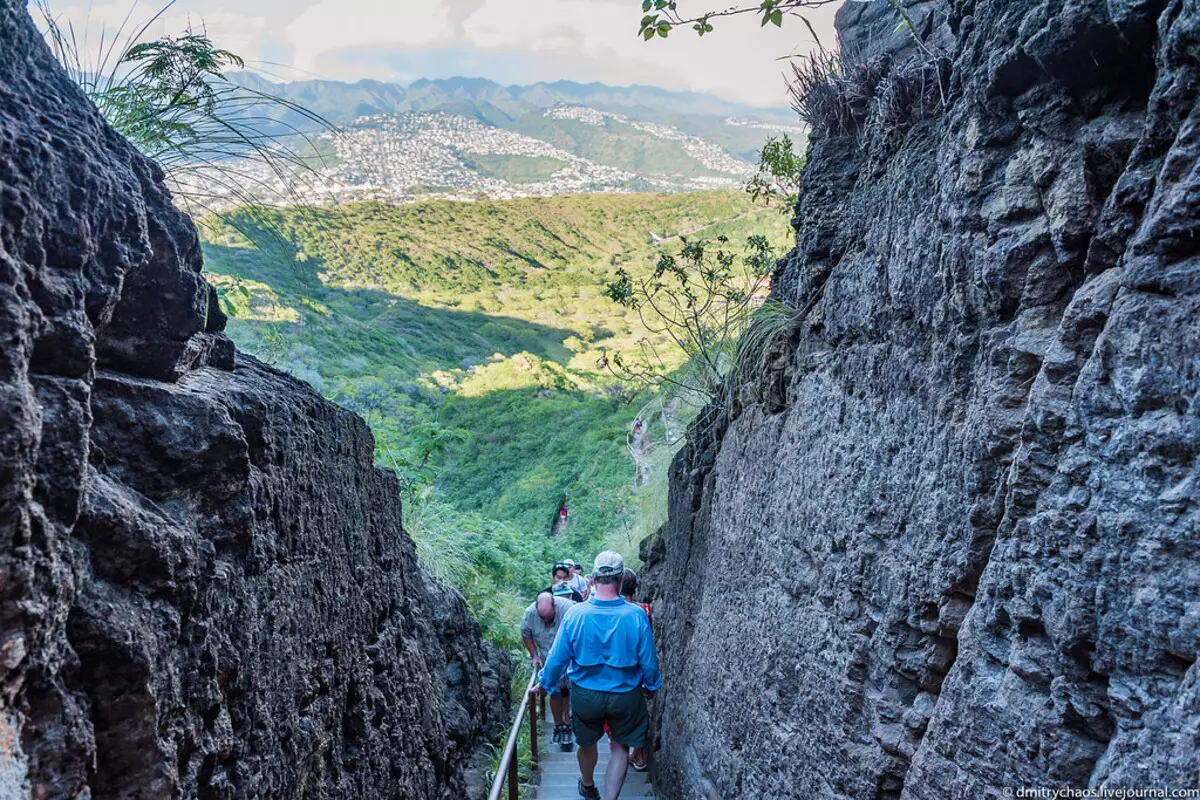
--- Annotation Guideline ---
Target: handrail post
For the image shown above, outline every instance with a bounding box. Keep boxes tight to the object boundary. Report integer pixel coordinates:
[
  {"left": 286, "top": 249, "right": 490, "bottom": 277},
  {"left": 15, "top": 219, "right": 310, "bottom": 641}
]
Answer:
[
  {"left": 529, "top": 687, "right": 539, "bottom": 772},
  {"left": 487, "top": 669, "right": 539, "bottom": 800}
]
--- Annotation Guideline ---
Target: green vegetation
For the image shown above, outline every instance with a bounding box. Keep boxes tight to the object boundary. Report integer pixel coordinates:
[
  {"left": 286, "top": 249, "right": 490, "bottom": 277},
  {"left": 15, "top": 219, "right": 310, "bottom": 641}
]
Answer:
[
  {"left": 200, "top": 191, "right": 791, "bottom": 647},
  {"left": 512, "top": 114, "right": 723, "bottom": 178},
  {"left": 746, "top": 134, "right": 805, "bottom": 210},
  {"left": 460, "top": 154, "right": 568, "bottom": 183},
  {"left": 603, "top": 233, "right": 791, "bottom": 406}
]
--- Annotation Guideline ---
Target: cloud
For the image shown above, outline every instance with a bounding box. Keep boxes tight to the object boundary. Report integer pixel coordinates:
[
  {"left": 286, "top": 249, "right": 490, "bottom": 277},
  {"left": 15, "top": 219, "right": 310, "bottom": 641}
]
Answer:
[
  {"left": 285, "top": 0, "right": 455, "bottom": 73},
  {"left": 462, "top": 0, "right": 623, "bottom": 53},
  {"left": 277, "top": 0, "right": 840, "bottom": 105},
  {"left": 32, "top": 0, "right": 844, "bottom": 107},
  {"left": 33, "top": 1, "right": 267, "bottom": 68},
  {"left": 455, "top": 0, "right": 838, "bottom": 105}
]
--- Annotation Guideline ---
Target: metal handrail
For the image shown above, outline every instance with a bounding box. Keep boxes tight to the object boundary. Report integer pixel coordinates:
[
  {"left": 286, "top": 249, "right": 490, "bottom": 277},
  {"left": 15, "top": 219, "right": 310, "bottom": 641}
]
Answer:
[{"left": 487, "top": 667, "right": 543, "bottom": 800}]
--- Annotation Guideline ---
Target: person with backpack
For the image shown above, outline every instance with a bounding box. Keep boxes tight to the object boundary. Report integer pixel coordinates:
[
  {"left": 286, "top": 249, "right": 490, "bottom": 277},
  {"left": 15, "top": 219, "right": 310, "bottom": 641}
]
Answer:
[
  {"left": 540, "top": 552, "right": 661, "bottom": 800},
  {"left": 564, "top": 559, "right": 590, "bottom": 601}
]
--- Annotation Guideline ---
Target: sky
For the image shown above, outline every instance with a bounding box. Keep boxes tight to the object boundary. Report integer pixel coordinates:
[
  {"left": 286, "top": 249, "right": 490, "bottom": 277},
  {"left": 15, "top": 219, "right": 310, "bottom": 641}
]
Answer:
[{"left": 34, "top": 0, "right": 844, "bottom": 107}]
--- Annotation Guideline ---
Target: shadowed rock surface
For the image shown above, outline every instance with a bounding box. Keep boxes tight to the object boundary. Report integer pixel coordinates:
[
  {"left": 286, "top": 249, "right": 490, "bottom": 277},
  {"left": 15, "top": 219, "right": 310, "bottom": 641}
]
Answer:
[
  {"left": 642, "top": 1, "right": 1198, "bottom": 797},
  {"left": 0, "top": 1, "right": 508, "bottom": 797}
]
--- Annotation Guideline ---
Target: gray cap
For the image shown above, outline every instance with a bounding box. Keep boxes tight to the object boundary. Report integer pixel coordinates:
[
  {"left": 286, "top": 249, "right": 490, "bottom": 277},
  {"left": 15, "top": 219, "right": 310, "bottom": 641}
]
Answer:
[
  {"left": 592, "top": 551, "right": 624, "bottom": 578},
  {"left": 562, "top": 559, "right": 577, "bottom": 568}
]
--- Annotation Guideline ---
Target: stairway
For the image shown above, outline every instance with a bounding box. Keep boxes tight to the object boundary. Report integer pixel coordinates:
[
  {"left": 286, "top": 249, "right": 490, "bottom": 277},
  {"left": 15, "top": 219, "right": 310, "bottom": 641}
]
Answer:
[{"left": 534, "top": 726, "right": 656, "bottom": 800}]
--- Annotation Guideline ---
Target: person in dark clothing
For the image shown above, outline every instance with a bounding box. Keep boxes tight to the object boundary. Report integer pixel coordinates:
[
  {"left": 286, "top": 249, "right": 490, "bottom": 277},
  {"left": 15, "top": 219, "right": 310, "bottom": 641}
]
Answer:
[{"left": 545, "top": 562, "right": 583, "bottom": 603}]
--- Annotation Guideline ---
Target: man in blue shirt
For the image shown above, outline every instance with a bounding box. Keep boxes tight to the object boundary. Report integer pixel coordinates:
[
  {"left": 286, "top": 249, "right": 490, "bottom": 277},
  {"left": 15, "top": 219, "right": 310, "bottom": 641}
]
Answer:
[{"left": 540, "top": 551, "right": 661, "bottom": 800}]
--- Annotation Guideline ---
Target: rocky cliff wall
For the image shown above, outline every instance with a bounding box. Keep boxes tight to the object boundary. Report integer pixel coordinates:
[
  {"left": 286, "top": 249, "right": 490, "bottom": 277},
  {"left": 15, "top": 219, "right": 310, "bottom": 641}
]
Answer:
[
  {"left": 0, "top": 2, "right": 508, "bottom": 797},
  {"left": 643, "top": 1, "right": 1198, "bottom": 798}
]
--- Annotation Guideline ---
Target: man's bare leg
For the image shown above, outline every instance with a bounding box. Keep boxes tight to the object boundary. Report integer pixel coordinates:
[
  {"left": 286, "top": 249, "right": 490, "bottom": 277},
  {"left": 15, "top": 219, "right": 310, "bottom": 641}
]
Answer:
[
  {"left": 577, "top": 743, "right": 599, "bottom": 789},
  {"left": 605, "top": 741, "right": 630, "bottom": 800},
  {"left": 551, "top": 694, "right": 568, "bottom": 726}
]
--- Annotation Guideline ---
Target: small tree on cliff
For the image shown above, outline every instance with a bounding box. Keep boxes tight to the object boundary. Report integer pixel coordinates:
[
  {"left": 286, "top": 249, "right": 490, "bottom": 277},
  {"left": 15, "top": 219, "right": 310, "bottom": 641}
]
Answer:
[
  {"left": 746, "top": 134, "right": 805, "bottom": 211},
  {"left": 601, "top": 234, "right": 796, "bottom": 407}
]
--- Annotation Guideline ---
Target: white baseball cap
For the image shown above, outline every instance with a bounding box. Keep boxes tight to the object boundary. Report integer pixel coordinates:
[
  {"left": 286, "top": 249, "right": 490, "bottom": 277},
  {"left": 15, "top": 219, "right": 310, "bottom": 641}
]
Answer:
[{"left": 592, "top": 551, "right": 624, "bottom": 578}]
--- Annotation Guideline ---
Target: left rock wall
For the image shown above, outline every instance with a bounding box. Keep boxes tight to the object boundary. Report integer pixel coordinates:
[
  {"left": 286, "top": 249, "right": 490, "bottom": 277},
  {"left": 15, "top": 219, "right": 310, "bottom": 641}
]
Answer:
[{"left": 0, "top": 2, "right": 509, "bottom": 797}]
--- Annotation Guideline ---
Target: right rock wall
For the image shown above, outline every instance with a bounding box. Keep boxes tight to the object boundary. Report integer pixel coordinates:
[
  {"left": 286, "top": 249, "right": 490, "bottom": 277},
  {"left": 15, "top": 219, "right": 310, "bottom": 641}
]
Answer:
[{"left": 642, "top": 1, "right": 1198, "bottom": 797}]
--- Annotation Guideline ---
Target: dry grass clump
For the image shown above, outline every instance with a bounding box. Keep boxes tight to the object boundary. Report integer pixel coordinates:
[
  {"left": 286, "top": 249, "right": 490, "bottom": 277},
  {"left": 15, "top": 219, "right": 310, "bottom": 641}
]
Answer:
[
  {"left": 788, "top": 1, "right": 951, "bottom": 141},
  {"left": 788, "top": 52, "right": 889, "bottom": 136},
  {"left": 873, "top": 55, "right": 951, "bottom": 133},
  {"left": 790, "top": 49, "right": 950, "bottom": 140}
]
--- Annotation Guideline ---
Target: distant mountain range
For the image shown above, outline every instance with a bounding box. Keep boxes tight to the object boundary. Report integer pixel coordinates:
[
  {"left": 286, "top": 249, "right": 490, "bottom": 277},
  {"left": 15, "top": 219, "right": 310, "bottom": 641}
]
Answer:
[
  {"left": 204, "top": 74, "right": 806, "bottom": 206},
  {"left": 232, "top": 74, "right": 799, "bottom": 131}
]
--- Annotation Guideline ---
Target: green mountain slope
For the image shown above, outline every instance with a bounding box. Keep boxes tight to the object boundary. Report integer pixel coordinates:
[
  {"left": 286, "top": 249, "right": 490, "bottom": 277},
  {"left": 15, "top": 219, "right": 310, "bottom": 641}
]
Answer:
[{"left": 200, "top": 191, "right": 791, "bottom": 638}]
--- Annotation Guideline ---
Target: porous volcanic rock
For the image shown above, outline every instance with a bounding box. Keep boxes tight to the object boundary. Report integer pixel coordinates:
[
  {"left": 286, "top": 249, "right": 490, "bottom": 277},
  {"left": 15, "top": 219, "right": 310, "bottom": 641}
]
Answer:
[
  {"left": 642, "top": 1, "right": 1198, "bottom": 798},
  {"left": 0, "top": 1, "right": 508, "bottom": 797}
]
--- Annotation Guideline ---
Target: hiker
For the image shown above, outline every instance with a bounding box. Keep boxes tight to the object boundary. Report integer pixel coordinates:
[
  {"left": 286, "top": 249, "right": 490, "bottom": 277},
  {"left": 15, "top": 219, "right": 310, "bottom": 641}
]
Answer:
[
  {"left": 619, "top": 568, "right": 652, "bottom": 772},
  {"left": 521, "top": 590, "right": 576, "bottom": 745},
  {"left": 547, "top": 562, "right": 583, "bottom": 603},
  {"left": 619, "top": 569, "right": 652, "bottom": 622},
  {"left": 564, "top": 559, "right": 590, "bottom": 601},
  {"left": 634, "top": 418, "right": 642, "bottom": 435},
  {"left": 540, "top": 552, "right": 661, "bottom": 800}
]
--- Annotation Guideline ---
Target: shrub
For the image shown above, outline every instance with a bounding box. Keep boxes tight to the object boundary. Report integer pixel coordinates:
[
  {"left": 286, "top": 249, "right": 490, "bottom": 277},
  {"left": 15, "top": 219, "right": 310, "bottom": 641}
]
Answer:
[{"left": 602, "top": 233, "right": 786, "bottom": 406}]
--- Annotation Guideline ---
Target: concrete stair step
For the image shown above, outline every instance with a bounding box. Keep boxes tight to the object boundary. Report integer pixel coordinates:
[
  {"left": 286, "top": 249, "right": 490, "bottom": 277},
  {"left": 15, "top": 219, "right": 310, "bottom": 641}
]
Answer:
[
  {"left": 532, "top": 728, "right": 657, "bottom": 798},
  {"left": 540, "top": 777, "right": 652, "bottom": 786},
  {"left": 535, "top": 790, "right": 656, "bottom": 800}
]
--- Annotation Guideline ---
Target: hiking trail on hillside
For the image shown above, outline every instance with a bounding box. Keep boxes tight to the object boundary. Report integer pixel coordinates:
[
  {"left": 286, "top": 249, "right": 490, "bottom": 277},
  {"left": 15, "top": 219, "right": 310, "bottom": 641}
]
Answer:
[{"left": 629, "top": 397, "right": 680, "bottom": 488}]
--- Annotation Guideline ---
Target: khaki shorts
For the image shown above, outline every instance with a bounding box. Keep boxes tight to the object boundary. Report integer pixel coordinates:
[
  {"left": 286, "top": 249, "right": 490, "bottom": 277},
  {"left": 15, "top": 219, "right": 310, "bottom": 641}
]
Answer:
[{"left": 569, "top": 683, "right": 648, "bottom": 748}]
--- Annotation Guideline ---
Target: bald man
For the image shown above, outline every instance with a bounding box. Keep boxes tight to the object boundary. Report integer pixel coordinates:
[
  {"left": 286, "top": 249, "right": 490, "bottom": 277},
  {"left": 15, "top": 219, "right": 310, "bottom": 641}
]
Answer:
[{"left": 521, "top": 590, "right": 576, "bottom": 744}]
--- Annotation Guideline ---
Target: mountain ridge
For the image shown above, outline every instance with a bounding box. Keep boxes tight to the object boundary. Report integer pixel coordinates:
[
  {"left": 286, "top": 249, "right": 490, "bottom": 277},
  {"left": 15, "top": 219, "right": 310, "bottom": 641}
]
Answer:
[
  {"left": 197, "top": 74, "right": 806, "bottom": 205},
  {"left": 233, "top": 72, "right": 799, "bottom": 125}
]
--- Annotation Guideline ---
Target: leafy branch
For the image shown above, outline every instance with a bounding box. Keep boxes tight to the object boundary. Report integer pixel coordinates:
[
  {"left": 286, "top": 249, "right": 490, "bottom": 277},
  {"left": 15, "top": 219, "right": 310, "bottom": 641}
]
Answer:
[
  {"left": 637, "top": 0, "right": 842, "bottom": 40},
  {"left": 383, "top": 423, "right": 469, "bottom": 502},
  {"left": 600, "top": 235, "right": 794, "bottom": 407},
  {"left": 35, "top": 1, "right": 336, "bottom": 216},
  {"left": 746, "top": 134, "right": 805, "bottom": 211}
]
